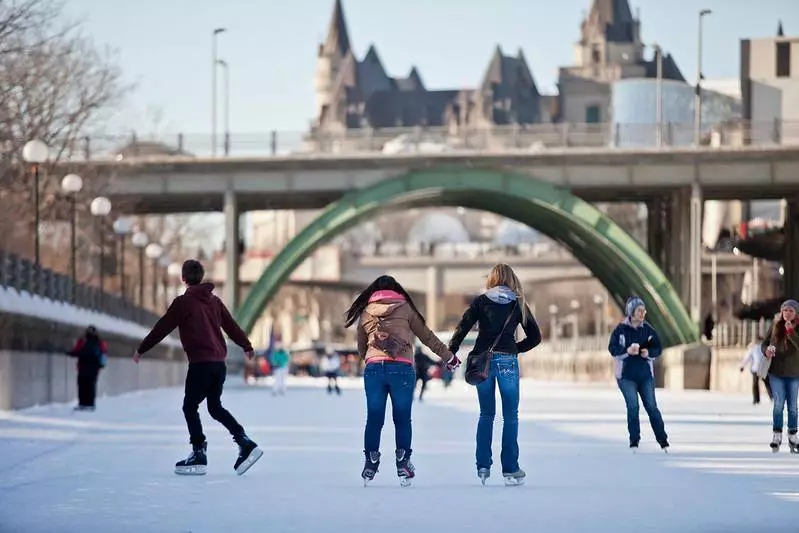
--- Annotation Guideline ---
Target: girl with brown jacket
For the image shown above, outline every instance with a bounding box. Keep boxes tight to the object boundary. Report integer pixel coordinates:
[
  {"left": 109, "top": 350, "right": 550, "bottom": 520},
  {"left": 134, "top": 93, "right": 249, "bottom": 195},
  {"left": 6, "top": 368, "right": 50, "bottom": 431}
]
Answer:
[
  {"left": 762, "top": 299, "right": 799, "bottom": 453},
  {"left": 344, "top": 275, "right": 460, "bottom": 486}
]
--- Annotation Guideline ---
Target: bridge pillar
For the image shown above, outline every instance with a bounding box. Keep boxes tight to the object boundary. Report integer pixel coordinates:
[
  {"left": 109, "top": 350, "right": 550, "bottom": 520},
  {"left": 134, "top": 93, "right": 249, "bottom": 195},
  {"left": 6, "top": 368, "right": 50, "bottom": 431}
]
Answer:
[
  {"left": 647, "top": 198, "right": 667, "bottom": 271},
  {"left": 784, "top": 198, "right": 799, "bottom": 298},
  {"left": 425, "top": 265, "right": 443, "bottom": 331},
  {"left": 665, "top": 189, "right": 690, "bottom": 308},
  {"left": 224, "top": 190, "right": 241, "bottom": 310}
]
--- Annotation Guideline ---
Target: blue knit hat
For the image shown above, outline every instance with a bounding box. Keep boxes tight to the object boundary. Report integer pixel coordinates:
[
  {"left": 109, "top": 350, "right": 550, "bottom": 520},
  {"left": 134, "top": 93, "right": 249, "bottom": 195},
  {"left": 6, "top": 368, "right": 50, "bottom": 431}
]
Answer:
[
  {"left": 781, "top": 299, "right": 799, "bottom": 312},
  {"left": 625, "top": 296, "right": 645, "bottom": 317}
]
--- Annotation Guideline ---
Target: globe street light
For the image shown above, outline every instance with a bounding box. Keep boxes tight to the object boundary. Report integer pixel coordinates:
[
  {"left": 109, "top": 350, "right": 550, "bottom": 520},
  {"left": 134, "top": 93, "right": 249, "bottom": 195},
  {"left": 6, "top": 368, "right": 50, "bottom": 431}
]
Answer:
[
  {"left": 145, "top": 243, "right": 163, "bottom": 310},
  {"left": 592, "top": 294, "right": 605, "bottom": 337},
  {"left": 548, "top": 304, "right": 559, "bottom": 342},
  {"left": 112, "top": 217, "right": 133, "bottom": 300},
  {"left": 131, "top": 232, "right": 148, "bottom": 306},
  {"left": 23, "top": 139, "right": 50, "bottom": 266},
  {"left": 90, "top": 197, "right": 112, "bottom": 297},
  {"left": 168, "top": 261, "right": 183, "bottom": 300},
  {"left": 60, "top": 173, "right": 83, "bottom": 301}
]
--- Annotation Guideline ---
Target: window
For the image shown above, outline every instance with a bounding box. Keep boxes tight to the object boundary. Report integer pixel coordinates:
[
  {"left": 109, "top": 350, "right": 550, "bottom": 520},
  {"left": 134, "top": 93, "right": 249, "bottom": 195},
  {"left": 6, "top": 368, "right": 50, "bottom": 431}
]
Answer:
[
  {"left": 591, "top": 44, "right": 601, "bottom": 64},
  {"left": 776, "top": 42, "right": 791, "bottom": 78},
  {"left": 586, "top": 105, "right": 600, "bottom": 124}
]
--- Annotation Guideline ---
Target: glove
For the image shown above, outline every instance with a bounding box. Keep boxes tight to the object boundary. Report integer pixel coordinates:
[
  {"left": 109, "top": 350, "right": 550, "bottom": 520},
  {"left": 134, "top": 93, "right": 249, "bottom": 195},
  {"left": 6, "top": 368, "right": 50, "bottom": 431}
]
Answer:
[{"left": 446, "top": 354, "right": 461, "bottom": 371}]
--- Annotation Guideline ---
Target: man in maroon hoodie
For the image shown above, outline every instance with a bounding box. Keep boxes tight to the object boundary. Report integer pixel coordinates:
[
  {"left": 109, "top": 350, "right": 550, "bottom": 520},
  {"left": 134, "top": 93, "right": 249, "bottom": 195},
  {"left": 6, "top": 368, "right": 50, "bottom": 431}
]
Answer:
[{"left": 133, "top": 259, "right": 263, "bottom": 476}]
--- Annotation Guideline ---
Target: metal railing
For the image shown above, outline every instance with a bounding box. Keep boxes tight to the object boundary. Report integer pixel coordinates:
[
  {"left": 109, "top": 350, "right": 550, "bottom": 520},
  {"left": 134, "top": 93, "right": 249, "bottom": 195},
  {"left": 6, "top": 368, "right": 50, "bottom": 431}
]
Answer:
[
  {"left": 27, "top": 119, "right": 799, "bottom": 162},
  {"left": 708, "top": 320, "right": 773, "bottom": 349},
  {"left": 0, "top": 250, "right": 159, "bottom": 326}
]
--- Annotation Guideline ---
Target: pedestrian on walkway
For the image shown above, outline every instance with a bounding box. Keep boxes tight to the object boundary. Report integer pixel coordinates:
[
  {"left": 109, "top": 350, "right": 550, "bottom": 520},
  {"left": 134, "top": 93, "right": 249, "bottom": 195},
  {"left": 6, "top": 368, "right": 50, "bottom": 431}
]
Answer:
[
  {"left": 345, "top": 275, "right": 460, "bottom": 486},
  {"left": 609, "top": 297, "right": 669, "bottom": 452},
  {"left": 740, "top": 336, "right": 772, "bottom": 405},
  {"left": 67, "top": 326, "right": 108, "bottom": 411},
  {"left": 448, "top": 263, "right": 542, "bottom": 486},
  {"left": 761, "top": 299, "right": 799, "bottom": 453},
  {"left": 320, "top": 348, "right": 341, "bottom": 395},
  {"left": 270, "top": 341, "right": 291, "bottom": 396},
  {"left": 133, "top": 259, "right": 263, "bottom": 476}
]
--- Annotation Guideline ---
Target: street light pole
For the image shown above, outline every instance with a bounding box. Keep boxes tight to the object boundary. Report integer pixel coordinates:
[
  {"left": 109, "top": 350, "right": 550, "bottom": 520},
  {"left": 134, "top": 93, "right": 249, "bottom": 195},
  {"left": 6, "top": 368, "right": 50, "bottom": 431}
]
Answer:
[
  {"left": 90, "top": 197, "right": 112, "bottom": 300},
  {"left": 654, "top": 43, "right": 663, "bottom": 147},
  {"left": 695, "top": 9, "right": 712, "bottom": 147},
  {"left": 113, "top": 218, "right": 133, "bottom": 300},
  {"left": 218, "top": 59, "right": 230, "bottom": 156},
  {"left": 212, "top": 27, "right": 227, "bottom": 157},
  {"left": 23, "top": 140, "right": 50, "bottom": 266},
  {"left": 132, "top": 231, "right": 148, "bottom": 307},
  {"left": 60, "top": 174, "right": 83, "bottom": 301}
]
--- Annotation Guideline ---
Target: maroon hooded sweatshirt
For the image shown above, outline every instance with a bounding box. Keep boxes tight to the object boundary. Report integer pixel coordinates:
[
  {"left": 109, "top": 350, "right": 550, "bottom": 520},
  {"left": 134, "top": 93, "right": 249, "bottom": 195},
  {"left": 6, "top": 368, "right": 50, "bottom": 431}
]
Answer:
[{"left": 137, "top": 282, "right": 252, "bottom": 363}]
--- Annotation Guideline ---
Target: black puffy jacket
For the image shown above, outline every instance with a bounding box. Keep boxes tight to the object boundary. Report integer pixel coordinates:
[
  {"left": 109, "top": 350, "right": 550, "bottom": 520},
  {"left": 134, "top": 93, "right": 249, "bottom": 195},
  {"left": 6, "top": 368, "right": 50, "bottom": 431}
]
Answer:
[{"left": 448, "top": 295, "right": 542, "bottom": 357}]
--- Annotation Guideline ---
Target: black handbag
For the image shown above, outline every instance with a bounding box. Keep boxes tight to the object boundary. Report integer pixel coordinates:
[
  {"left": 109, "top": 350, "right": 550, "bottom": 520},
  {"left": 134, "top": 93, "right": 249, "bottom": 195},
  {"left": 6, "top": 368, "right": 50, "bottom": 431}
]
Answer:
[{"left": 464, "top": 302, "right": 517, "bottom": 386}]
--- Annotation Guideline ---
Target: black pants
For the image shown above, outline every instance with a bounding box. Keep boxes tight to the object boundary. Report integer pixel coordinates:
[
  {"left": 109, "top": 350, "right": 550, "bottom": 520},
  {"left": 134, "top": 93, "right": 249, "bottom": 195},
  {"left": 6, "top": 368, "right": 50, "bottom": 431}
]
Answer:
[
  {"left": 752, "top": 372, "right": 773, "bottom": 404},
  {"left": 183, "top": 362, "right": 244, "bottom": 447},
  {"left": 416, "top": 376, "right": 430, "bottom": 400},
  {"left": 325, "top": 371, "right": 340, "bottom": 393},
  {"left": 77, "top": 367, "right": 99, "bottom": 407}
]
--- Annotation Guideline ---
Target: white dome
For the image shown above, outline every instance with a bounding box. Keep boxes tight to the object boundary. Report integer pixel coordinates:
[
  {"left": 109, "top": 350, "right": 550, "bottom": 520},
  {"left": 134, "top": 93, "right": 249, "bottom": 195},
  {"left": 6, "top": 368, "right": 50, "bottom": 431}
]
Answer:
[
  {"left": 494, "top": 220, "right": 540, "bottom": 245},
  {"left": 407, "top": 212, "right": 470, "bottom": 245}
]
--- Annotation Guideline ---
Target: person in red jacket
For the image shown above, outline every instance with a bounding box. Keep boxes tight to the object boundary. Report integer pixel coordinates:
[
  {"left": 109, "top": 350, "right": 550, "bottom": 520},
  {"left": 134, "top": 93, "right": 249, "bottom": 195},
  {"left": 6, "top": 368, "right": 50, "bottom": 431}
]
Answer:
[
  {"left": 67, "top": 325, "right": 108, "bottom": 411},
  {"left": 133, "top": 259, "right": 262, "bottom": 476}
]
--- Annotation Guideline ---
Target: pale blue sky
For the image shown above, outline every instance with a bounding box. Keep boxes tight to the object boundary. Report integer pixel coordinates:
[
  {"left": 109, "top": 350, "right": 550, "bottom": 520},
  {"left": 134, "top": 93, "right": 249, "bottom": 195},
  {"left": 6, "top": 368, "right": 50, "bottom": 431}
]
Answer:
[{"left": 66, "top": 0, "right": 798, "bottom": 136}]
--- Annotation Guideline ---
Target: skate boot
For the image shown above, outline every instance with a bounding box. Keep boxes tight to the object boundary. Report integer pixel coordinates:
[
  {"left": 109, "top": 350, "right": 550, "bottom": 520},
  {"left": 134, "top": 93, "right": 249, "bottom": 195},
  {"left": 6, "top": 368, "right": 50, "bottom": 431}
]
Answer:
[
  {"left": 770, "top": 431, "right": 783, "bottom": 453},
  {"left": 233, "top": 434, "right": 263, "bottom": 475},
  {"left": 788, "top": 431, "right": 799, "bottom": 454},
  {"left": 361, "top": 451, "right": 380, "bottom": 486},
  {"left": 658, "top": 439, "right": 670, "bottom": 453},
  {"left": 395, "top": 449, "right": 415, "bottom": 487},
  {"left": 175, "top": 442, "right": 207, "bottom": 475},
  {"left": 630, "top": 439, "right": 640, "bottom": 453},
  {"left": 477, "top": 467, "right": 490, "bottom": 486},
  {"left": 503, "top": 468, "right": 526, "bottom": 486}
]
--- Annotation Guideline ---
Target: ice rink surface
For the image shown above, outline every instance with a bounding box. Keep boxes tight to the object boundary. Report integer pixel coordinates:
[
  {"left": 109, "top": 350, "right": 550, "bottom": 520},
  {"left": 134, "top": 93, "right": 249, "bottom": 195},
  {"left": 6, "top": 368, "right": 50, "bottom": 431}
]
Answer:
[{"left": 0, "top": 376, "right": 797, "bottom": 533}]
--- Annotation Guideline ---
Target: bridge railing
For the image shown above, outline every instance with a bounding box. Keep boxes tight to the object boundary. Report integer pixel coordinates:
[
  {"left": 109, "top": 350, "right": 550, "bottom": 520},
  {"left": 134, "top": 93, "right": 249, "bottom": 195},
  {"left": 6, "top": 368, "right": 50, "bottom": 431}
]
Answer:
[
  {"left": 37, "top": 119, "right": 799, "bottom": 162},
  {"left": 0, "top": 250, "right": 159, "bottom": 326}
]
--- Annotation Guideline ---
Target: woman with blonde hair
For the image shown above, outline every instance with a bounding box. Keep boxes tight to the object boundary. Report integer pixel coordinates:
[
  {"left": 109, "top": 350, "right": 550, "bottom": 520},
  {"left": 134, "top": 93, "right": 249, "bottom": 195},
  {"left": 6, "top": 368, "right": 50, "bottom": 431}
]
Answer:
[{"left": 449, "top": 263, "right": 542, "bottom": 486}]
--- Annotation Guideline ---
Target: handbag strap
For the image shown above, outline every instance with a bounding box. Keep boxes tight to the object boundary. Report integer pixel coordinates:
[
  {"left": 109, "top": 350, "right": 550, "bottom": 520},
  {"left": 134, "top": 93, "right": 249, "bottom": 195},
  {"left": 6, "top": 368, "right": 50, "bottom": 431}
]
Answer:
[{"left": 488, "top": 301, "right": 518, "bottom": 353}]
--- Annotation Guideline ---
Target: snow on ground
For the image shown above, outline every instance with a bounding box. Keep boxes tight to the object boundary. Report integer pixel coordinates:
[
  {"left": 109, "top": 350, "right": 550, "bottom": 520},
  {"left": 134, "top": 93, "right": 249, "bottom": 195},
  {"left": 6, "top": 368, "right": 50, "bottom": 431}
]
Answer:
[{"left": 0, "top": 376, "right": 797, "bottom": 533}]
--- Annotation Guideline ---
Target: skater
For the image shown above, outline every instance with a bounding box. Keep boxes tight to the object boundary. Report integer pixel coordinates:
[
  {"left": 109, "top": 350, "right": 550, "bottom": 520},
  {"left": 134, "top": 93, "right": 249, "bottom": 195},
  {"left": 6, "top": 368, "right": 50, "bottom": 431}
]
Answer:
[
  {"left": 270, "top": 341, "right": 290, "bottom": 396},
  {"left": 320, "top": 348, "right": 341, "bottom": 394},
  {"left": 761, "top": 299, "right": 799, "bottom": 453},
  {"left": 740, "top": 336, "right": 772, "bottom": 405},
  {"left": 414, "top": 346, "right": 434, "bottom": 401},
  {"left": 609, "top": 297, "right": 669, "bottom": 452},
  {"left": 133, "top": 259, "right": 263, "bottom": 476},
  {"left": 344, "top": 275, "right": 460, "bottom": 486},
  {"left": 448, "top": 264, "right": 542, "bottom": 486},
  {"left": 67, "top": 326, "right": 108, "bottom": 411}
]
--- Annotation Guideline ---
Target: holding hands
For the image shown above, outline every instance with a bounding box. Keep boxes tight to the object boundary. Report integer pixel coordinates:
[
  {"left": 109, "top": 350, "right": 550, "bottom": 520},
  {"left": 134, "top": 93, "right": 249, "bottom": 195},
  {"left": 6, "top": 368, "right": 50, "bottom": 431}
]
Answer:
[
  {"left": 627, "top": 343, "right": 640, "bottom": 356},
  {"left": 446, "top": 353, "right": 461, "bottom": 371}
]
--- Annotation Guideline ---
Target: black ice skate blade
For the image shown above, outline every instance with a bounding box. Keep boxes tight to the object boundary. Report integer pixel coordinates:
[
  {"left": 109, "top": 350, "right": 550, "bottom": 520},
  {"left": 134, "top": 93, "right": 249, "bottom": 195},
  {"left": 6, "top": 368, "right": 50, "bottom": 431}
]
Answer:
[
  {"left": 235, "top": 447, "right": 264, "bottom": 476},
  {"left": 175, "top": 465, "right": 207, "bottom": 476}
]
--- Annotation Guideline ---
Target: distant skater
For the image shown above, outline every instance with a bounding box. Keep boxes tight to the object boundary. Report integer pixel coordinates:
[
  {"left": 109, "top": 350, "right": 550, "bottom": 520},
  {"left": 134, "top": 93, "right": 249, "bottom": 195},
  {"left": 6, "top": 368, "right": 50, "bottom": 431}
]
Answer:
[
  {"left": 740, "top": 337, "right": 772, "bottom": 405},
  {"left": 67, "top": 326, "right": 108, "bottom": 411},
  {"left": 414, "top": 346, "right": 434, "bottom": 402},
  {"left": 270, "top": 341, "right": 291, "bottom": 396},
  {"left": 320, "top": 349, "right": 342, "bottom": 395},
  {"left": 133, "top": 260, "right": 263, "bottom": 476},
  {"left": 608, "top": 297, "right": 669, "bottom": 452}
]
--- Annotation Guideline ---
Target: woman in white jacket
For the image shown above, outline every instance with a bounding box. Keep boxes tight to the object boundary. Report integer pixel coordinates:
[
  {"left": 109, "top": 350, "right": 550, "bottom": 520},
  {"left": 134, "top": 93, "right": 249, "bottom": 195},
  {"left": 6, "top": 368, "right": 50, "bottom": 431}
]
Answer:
[{"left": 740, "top": 337, "right": 773, "bottom": 405}]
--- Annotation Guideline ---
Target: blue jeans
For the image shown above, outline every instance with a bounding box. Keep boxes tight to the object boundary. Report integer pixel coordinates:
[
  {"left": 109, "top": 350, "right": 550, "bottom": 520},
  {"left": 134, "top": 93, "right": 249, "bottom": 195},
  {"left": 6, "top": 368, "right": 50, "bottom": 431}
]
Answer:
[
  {"left": 363, "top": 361, "right": 416, "bottom": 454},
  {"left": 768, "top": 375, "right": 799, "bottom": 432},
  {"left": 475, "top": 353, "right": 520, "bottom": 473},
  {"left": 617, "top": 377, "right": 668, "bottom": 445}
]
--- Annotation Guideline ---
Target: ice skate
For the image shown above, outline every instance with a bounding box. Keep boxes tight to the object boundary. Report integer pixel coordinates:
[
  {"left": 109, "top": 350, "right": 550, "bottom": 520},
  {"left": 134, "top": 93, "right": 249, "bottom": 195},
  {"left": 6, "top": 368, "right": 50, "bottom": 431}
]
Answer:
[
  {"left": 175, "top": 443, "right": 207, "bottom": 475},
  {"left": 233, "top": 435, "right": 263, "bottom": 475},
  {"left": 770, "top": 431, "right": 782, "bottom": 453},
  {"left": 361, "top": 451, "right": 380, "bottom": 486},
  {"left": 395, "top": 449, "right": 415, "bottom": 487},
  {"left": 503, "top": 468, "right": 526, "bottom": 486},
  {"left": 477, "top": 468, "right": 490, "bottom": 486},
  {"left": 659, "top": 440, "right": 670, "bottom": 453},
  {"left": 788, "top": 432, "right": 799, "bottom": 454},
  {"left": 630, "top": 440, "right": 639, "bottom": 453}
]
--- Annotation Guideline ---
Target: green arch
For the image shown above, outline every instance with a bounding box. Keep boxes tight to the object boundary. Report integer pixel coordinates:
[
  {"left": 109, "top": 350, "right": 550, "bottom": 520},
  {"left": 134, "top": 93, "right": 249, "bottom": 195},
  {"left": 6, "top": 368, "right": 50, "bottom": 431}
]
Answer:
[{"left": 235, "top": 168, "right": 697, "bottom": 347}]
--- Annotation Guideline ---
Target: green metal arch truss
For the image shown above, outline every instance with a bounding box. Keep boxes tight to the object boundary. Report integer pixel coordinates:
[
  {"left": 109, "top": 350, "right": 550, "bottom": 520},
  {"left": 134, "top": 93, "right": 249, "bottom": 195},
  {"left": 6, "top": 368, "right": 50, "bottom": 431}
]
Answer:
[{"left": 235, "top": 168, "right": 698, "bottom": 347}]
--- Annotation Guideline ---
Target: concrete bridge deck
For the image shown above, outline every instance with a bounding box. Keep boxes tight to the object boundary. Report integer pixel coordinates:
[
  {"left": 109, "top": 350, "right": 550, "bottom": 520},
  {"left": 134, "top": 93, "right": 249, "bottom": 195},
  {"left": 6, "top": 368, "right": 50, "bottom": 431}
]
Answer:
[{"left": 0, "top": 378, "right": 796, "bottom": 532}]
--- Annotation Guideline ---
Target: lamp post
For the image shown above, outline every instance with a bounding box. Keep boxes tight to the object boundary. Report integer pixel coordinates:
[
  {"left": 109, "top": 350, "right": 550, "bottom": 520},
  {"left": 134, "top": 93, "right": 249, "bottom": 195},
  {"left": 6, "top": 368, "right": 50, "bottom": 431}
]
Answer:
[
  {"left": 569, "top": 299, "right": 581, "bottom": 340},
  {"left": 60, "top": 173, "right": 83, "bottom": 301},
  {"left": 132, "top": 232, "right": 148, "bottom": 307},
  {"left": 168, "top": 262, "right": 183, "bottom": 300},
  {"left": 145, "top": 243, "right": 163, "bottom": 310},
  {"left": 158, "top": 255, "right": 172, "bottom": 311},
  {"left": 22, "top": 139, "right": 50, "bottom": 266},
  {"left": 695, "top": 9, "right": 712, "bottom": 147},
  {"left": 89, "top": 197, "right": 112, "bottom": 298},
  {"left": 112, "top": 217, "right": 133, "bottom": 299},
  {"left": 211, "top": 27, "right": 227, "bottom": 157},
  {"left": 653, "top": 43, "right": 663, "bottom": 147},
  {"left": 548, "top": 304, "right": 559, "bottom": 342},
  {"left": 217, "top": 59, "right": 230, "bottom": 156},
  {"left": 593, "top": 294, "right": 605, "bottom": 337}
]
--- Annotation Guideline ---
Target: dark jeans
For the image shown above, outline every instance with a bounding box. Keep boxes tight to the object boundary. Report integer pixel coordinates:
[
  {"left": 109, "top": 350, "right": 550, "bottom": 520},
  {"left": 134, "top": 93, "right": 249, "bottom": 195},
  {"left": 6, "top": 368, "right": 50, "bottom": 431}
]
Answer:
[
  {"left": 77, "top": 367, "right": 99, "bottom": 407},
  {"left": 475, "top": 353, "right": 520, "bottom": 473},
  {"left": 768, "top": 375, "right": 799, "bottom": 432},
  {"left": 183, "top": 362, "right": 244, "bottom": 447},
  {"left": 363, "top": 361, "right": 415, "bottom": 454},
  {"left": 751, "top": 372, "right": 773, "bottom": 404},
  {"left": 617, "top": 377, "right": 668, "bottom": 445}
]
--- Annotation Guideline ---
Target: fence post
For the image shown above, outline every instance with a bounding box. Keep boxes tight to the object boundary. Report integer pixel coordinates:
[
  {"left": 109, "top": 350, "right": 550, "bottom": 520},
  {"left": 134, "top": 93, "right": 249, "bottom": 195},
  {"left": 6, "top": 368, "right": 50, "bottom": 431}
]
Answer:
[
  {"left": 270, "top": 131, "right": 277, "bottom": 156},
  {"left": 177, "top": 133, "right": 184, "bottom": 154},
  {"left": 83, "top": 136, "right": 91, "bottom": 161}
]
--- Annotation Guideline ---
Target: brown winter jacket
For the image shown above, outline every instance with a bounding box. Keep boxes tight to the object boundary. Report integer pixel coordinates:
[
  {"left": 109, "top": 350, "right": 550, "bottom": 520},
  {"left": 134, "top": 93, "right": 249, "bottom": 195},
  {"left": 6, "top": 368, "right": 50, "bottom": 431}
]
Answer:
[{"left": 357, "top": 293, "right": 454, "bottom": 364}]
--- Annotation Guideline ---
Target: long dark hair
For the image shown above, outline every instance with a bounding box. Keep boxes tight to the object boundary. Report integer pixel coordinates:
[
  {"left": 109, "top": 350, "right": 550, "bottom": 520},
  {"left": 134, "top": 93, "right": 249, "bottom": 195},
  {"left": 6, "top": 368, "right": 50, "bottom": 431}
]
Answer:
[{"left": 344, "top": 275, "right": 424, "bottom": 328}]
